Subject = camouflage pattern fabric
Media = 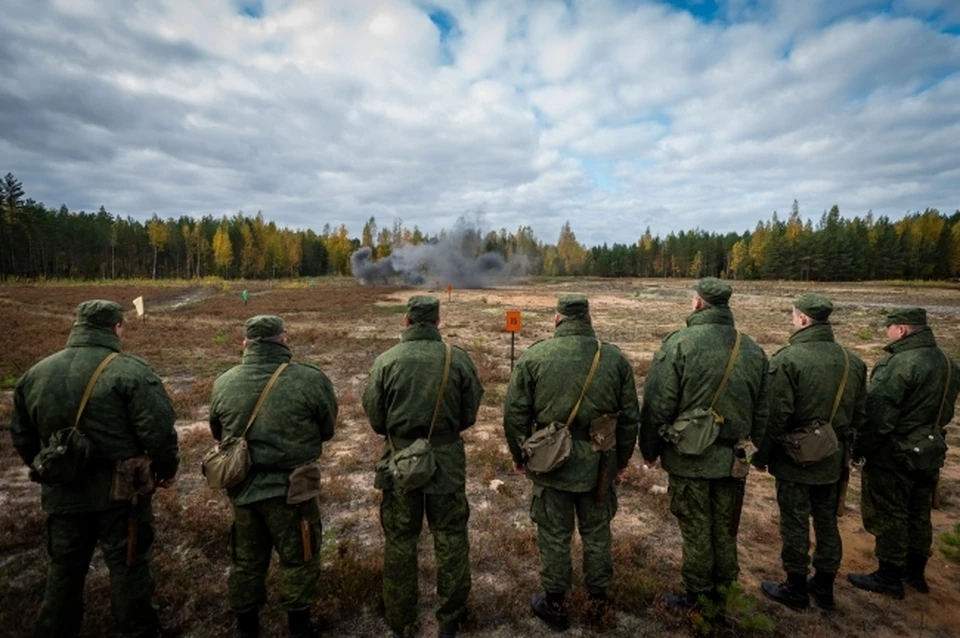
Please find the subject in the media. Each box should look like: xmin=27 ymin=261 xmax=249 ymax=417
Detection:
xmin=861 ymin=465 xmax=938 ymax=567
xmin=753 ymin=323 xmax=867 ymax=484
xmin=529 ymin=482 xmax=618 ymax=595
xmin=11 ymin=325 xmax=179 ymax=513
xmin=363 ymin=323 xmax=484 ymax=494
xmin=35 ymin=501 xmax=159 ymax=638
xmin=640 ymin=305 xmax=768 ymax=479
xmin=503 ymin=317 xmax=640 ymax=491
xmin=380 ymin=489 xmax=470 ymax=634
xmin=668 ymin=475 xmax=740 ymax=594
xmin=227 ymin=496 xmax=321 ymax=612
xmin=209 ymin=340 xmax=337 ymax=506
xmin=856 ymin=328 xmax=960 ymax=467
xmin=775 ymin=480 xmax=841 ymax=574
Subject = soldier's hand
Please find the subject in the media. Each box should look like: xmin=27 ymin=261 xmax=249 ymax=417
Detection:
xmin=615 ymin=468 xmax=626 ymax=485
xmin=157 ymin=477 xmax=176 ymax=489
xmin=513 ymin=462 xmax=526 ymax=473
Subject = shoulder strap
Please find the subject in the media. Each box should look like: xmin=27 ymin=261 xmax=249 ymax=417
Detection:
xmin=565 ymin=340 xmax=602 ymax=428
xmin=240 ymin=362 xmax=288 ymax=439
xmin=709 ymin=331 xmax=741 ymax=411
xmin=828 ymin=347 xmax=850 ymax=424
xmin=427 ymin=343 xmax=453 ymax=439
xmin=935 ymin=351 xmax=953 ymax=427
xmin=74 ymin=352 xmax=120 ymax=431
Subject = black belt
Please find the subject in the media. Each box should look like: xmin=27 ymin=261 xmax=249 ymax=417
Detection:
xmin=391 ymin=432 xmax=461 ymax=449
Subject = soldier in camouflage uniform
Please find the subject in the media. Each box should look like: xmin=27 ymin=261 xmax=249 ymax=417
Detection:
xmin=362 ymin=296 xmax=483 ymax=638
xmin=209 ymin=316 xmax=338 ymax=638
xmin=11 ymin=300 xmax=179 ymax=638
xmin=640 ymin=278 xmax=768 ymax=609
xmin=752 ymin=294 xmax=867 ymax=611
xmin=848 ymin=307 xmax=960 ymax=598
xmin=503 ymin=295 xmax=640 ymax=631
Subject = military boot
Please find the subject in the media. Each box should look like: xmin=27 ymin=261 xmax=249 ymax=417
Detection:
xmin=847 ymin=561 xmax=905 ymax=599
xmin=904 ymin=553 xmax=930 ymax=593
xmin=438 ymin=631 xmax=457 ymax=638
xmin=531 ymin=592 xmax=569 ymax=631
xmin=287 ymin=610 xmax=317 ymax=638
xmin=663 ymin=591 xmax=700 ymax=610
xmin=807 ymin=571 xmax=836 ymax=611
xmin=761 ymin=573 xmax=809 ymax=611
xmin=586 ymin=592 xmax=612 ymax=627
xmin=235 ymin=610 xmax=260 ymax=638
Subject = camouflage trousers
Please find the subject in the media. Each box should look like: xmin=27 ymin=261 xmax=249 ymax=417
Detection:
xmin=228 ymin=496 xmax=321 ymax=613
xmin=775 ymin=479 xmax=841 ymax=575
xmin=36 ymin=501 xmax=160 ymax=638
xmin=529 ymin=483 xmax=618 ymax=596
xmin=668 ymin=475 xmax=741 ymax=594
xmin=862 ymin=464 xmax=937 ymax=568
xmin=380 ymin=488 xmax=470 ymax=635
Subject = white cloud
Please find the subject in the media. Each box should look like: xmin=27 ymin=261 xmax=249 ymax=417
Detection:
xmin=0 ymin=0 xmax=958 ymax=247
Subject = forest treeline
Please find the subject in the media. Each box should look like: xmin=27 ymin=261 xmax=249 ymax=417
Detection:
xmin=1 ymin=172 xmax=959 ymax=281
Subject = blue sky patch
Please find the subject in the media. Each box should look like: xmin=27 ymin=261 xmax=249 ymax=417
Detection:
xmin=237 ymin=0 xmax=264 ymax=19
xmin=659 ymin=0 xmax=720 ymax=23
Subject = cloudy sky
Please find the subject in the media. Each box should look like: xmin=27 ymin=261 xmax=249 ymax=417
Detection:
xmin=2 ymin=0 xmax=959 ymax=246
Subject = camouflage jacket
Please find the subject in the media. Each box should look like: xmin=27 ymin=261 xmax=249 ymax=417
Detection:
xmin=639 ymin=306 xmax=769 ymax=479
xmin=209 ymin=341 xmax=337 ymax=506
xmin=856 ymin=328 xmax=960 ymax=469
xmin=363 ymin=323 xmax=484 ymax=494
xmin=11 ymin=325 xmax=179 ymax=514
xmin=752 ymin=323 xmax=867 ymax=484
xmin=503 ymin=318 xmax=640 ymax=492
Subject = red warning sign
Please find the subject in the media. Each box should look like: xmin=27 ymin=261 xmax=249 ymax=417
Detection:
xmin=505 ymin=310 xmax=522 ymax=333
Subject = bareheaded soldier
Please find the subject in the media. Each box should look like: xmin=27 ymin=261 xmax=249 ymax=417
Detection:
xmin=362 ymin=296 xmax=483 ymax=638
xmin=848 ymin=307 xmax=960 ymax=598
xmin=753 ymin=294 xmax=867 ymax=611
xmin=504 ymin=295 xmax=640 ymax=631
xmin=11 ymin=300 xmax=179 ymax=638
xmin=209 ymin=316 xmax=337 ymax=638
xmin=640 ymin=278 xmax=768 ymax=609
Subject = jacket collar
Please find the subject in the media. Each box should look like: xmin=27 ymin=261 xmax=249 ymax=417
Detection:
xmin=789 ymin=323 xmax=835 ymax=345
xmin=242 ymin=340 xmax=293 ymax=364
xmin=685 ymin=305 xmax=735 ymax=327
xmin=885 ymin=327 xmax=937 ymax=354
xmin=65 ymin=325 xmax=122 ymax=352
xmin=401 ymin=323 xmax=442 ymax=342
xmin=554 ymin=317 xmax=597 ymax=338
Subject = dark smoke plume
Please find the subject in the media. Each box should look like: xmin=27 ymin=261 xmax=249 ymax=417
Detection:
xmin=350 ymin=220 xmax=530 ymax=288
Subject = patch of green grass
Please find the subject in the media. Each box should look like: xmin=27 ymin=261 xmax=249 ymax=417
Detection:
xmin=212 ymin=329 xmax=228 ymax=346
xmin=1 ymin=374 xmax=18 ymax=389
xmin=857 ymin=327 xmax=874 ymax=340
xmin=939 ymin=523 xmax=960 ymax=563
xmin=693 ymin=582 xmax=774 ymax=636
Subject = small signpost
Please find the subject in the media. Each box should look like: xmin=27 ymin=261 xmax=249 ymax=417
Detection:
xmin=505 ymin=310 xmax=521 ymax=371
xmin=133 ymin=296 xmax=145 ymax=324
xmin=241 ymin=289 xmax=249 ymax=305
xmin=446 ymin=283 xmax=453 ymax=302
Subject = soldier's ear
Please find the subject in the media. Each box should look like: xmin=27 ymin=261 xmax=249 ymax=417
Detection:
xmin=403 ymin=314 xmax=411 ymax=327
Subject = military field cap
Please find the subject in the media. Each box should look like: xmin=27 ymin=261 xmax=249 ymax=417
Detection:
xmin=75 ymin=300 xmax=125 ymax=328
xmin=885 ymin=307 xmax=927 ymax=327
xmin=406 ymin=295 xmax=440 ymax=324
xmin=245 ymin=315 xmax=285 ymax=339
xmin=692 ymin=277 xmax=732 ymax=306
xmin=794 ymin=293 xmax=833 ymax=321
xmin=556 ymin=294 xmax=590 ymax=318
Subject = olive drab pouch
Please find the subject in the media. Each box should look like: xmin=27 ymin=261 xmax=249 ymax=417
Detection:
xmin=895 ymin=351 xmax=956 ymax=472
xmin=287 ymin=462 xmax=322 ymax=504
xmin=31 ymin=428 xmax=96 ymax=487
xmin=522 ymin=422 xmax=573 ymax=473
xmin=662 ymin=332 xmax=741 ymax=457
xmin=589 ymin=412 xmax=619 ymax=453
xmin=110 ymin=456 xmax=155 ymax=501
xmin=201 ymin=436 xmax=251 ymax=489
xmin=730 ymin=439 xmax=757 ymax=479
xmin=30 ymin=352 xmax=118 ymax=487
xmin=522 ymin=340 xmax=603 ymax=474
xmin=659 ymin=408 xmax=721 ymax=456
xmin=779 ymin=346 xmax=847 ymax=467
xmin=202 ymin=363 xmax=287 ymax=490
xmin=780 ymin=420 xmax=840 ymax=466
xmin=385 ymin=344 xmax=451 ymax=492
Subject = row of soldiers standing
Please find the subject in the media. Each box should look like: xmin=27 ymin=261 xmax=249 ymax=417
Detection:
xmin=8 ymin=279 xmax=960 ymax=637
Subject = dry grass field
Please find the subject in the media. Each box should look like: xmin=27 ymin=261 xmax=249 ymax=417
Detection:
xmin=1 ymin=277 xmax=959 ymax=637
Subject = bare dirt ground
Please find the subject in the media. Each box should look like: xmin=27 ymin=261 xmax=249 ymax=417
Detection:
xmin=1 ymin=277 xmax=959 ymax=637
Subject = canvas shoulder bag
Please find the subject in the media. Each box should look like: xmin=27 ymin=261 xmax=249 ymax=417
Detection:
xmin=385 ymin=343 xmax=452 ymax=492
xmin=660 ymin=331 xmax=741 ymax=456
xmin=522 ymin=340 xmax=602 ymax=474
xmin=894 ymin=352 xmax=951 ymax=471
xmin=780 ymin=347 xmax=847 ymax=466
xmin=31 ymin=352 xmax=119 ymax=486
xmin=202 ymin=362 xmax=287 ymax=489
